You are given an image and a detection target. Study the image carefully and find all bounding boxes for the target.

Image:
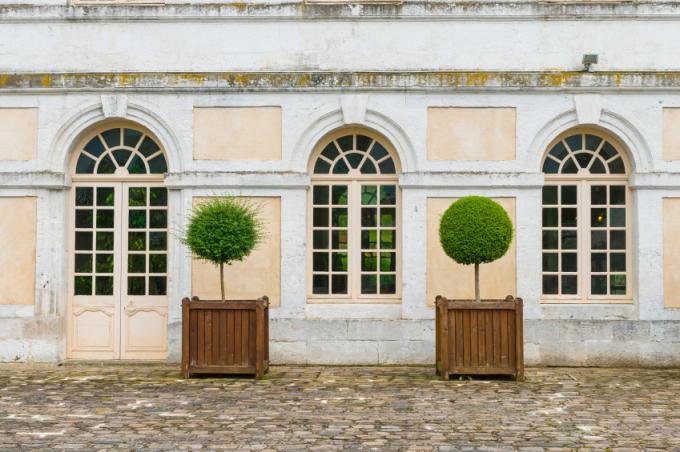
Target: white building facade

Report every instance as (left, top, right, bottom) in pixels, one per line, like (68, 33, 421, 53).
(1, 1, 679, 365)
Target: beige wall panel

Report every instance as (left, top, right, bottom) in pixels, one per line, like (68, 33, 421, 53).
(191, 197, 281, 306)
(662, 108, 680, 161)
(193, 107, 282, 161)
(663, 198, 680, 308)
(0, 197, 37, 305)
(427, 107, 516, 161)
(0, 108, 38, 161)
(426, 197, 517, 306)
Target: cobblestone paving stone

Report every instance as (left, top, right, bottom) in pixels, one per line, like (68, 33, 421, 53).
(0, 365, 679, 451)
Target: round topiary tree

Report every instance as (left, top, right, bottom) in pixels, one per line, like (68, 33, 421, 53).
(439, 196, 514, 302)
(181, 198, 265, 302)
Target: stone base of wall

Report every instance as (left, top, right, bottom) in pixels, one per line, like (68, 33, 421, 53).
(0, 316, 63, 362)
(2, 317, 679, 366)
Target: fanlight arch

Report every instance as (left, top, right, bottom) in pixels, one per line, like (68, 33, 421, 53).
(71, 123, 168, 178)
(542, 131, 628, 176)
(310, 130, 400, 177)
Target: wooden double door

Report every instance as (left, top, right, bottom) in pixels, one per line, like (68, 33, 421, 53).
(68, 182, 169, 359)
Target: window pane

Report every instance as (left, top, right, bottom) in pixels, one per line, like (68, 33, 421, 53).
(561, 230, 577, 250)
(332, 159, 349, 174)
(95, 276, 114, 296)
(95, 254, 114, 273)
(321, 143, 339, 160)
(75, 231, 93, 251)
(361, 275, 377, 294)
(565, 134, 583, 152)
(97, 154, 116, 174)
(608, 157, 625, 174)
(75, 210, 93, 229)
(148, 276, 167, 295)
(128, 210, 146, 229)
(128, 155, 146, 174)
(378, 158, 396, 174)
(314, 159, 331, 174)
(362, 230, 377, 249)
(561, 275, 577, 295)
(543, 158, 560, 174)
(345, 152, 363, 169)
(542, 275, 558, 295)
(129, 187, 146, 206)
(150, 188, 168, 207)
(313, 231, 329, 249)
(128, 254, 146, 273)
(74, 276, 92, 296)
(362, 208, 377, 227)
(313, 208, 328, 227)
(561, 208, 577, 227)
(361, 185, 378, 205)
(331, 252, 348, 272)
(75, 254, 92, 273)
(561, 186, 577, 205)
(313, 275, 329, 294)
(591, 208, 607, 227)
(361, 252, 377, 271)
(610, 208, 625, 227)
(313, 186, 329, 205)
(313, 252, 329, 271)
(591, 231, 607, 250)
(610, 253, 626, 272)
(128, 277, 145, 296)
(542, 208, 558, 227)
(542, 253, 558, 272)
(149, 232, 167, 251)
(591, 186, 607, 205)
(610, 231, 626, 249)
(542, 231, 558, 250)
(542, 186, 558, 205)
(380, 230, 396, 249)
(591, 275, 607, 295)
(610, 186, 625, 205)
(128, 232, 146, 251)
(332, 186, 348, 205)
(380, 208, 396, 227)
(76, 154, 96, 174)
(610, 275, 626, 295)
(97, 187, 114, 206)
(380, 275, 396, 294)
(331, 208, 348, 227)
(331, 275, 348, 294)
(139, 137, 159, 157)
(96, 232, 114, 251)
(75, 187, 93, 206)
(380, 252, 396, 272)
(562, 253, 577, 272)
(591, 253, 607, 272)
(380, 186, 397, 205)
(150, 210, 167, 229)
(331, 231, 348, 249)
(148, 155, 168, 174)
(149, 254, 167, 273)
(96, 210, 114, 229)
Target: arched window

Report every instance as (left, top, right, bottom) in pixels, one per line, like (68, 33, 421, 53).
(541, 131, 631, 302)
(309, 129, 401, 302)
(73, 126, 167, 176)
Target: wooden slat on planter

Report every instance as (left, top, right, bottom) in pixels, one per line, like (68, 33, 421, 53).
(435, 296, 524, 380)
(181, 296, 269, 379)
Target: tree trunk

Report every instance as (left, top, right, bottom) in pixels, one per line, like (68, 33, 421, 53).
(474, 262, 480, 303)
(220, 262, 225, 303)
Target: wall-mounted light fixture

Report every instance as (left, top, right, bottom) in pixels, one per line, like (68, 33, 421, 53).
(582, 54, 599, 72)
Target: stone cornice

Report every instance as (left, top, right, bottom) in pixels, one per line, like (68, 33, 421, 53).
(4, 71, 680, 92)
(4, 2, 680, 22)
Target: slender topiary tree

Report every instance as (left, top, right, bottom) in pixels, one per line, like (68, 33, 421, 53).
(439, 196, 514, 302)
(181, 198, 265, 303)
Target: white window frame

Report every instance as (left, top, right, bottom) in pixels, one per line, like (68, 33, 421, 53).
(541, 130, 633, 304)
(307, 128, 401, 304)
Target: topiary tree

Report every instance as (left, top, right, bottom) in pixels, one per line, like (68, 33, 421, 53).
(439, 196, 514, 302)
(181, 198, 265, 302)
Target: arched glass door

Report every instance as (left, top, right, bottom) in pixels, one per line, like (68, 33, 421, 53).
(68, 124, 169, 359)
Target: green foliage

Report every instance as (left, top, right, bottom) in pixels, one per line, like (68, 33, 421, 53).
(182, 198, 264, 266)
(439, 196, 513, 266)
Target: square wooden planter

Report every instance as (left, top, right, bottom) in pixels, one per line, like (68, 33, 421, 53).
(435, 295, 524, 380)
(181, 296, 269, 379)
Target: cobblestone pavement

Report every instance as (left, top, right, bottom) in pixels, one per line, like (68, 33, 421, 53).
(0, 365, 679, 451)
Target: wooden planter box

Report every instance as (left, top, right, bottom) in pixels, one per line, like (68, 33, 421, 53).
(181, 296, 269, 379)
(435, 296, 524, 380)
